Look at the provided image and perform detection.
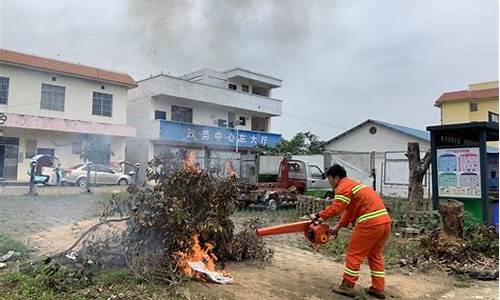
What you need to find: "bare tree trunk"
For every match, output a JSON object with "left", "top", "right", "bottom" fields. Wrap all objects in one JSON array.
[
  {"left": 439, "top": 200, "right": 464, "bottom": 238},
  {"left": 407, "top": 142, "right": 432, "bottom": 213}
]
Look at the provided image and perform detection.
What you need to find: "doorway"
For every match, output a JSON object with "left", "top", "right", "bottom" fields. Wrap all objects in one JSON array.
[{"left": 0, "top": 137, "right": 19, "bottom": 180}]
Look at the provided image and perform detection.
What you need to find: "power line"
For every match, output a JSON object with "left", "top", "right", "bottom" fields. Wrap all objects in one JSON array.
[{"left": 280, "top": 111, "right": 424, "bottom": 147}]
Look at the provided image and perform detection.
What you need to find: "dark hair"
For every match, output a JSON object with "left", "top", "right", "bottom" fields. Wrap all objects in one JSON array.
[{"left": 325, "top": 164, "right": 347, "bottom": 179}]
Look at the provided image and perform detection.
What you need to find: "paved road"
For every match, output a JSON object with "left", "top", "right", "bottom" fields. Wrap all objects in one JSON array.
[{"left": 0, "top": 187, "right": 125, "bottom": 238}]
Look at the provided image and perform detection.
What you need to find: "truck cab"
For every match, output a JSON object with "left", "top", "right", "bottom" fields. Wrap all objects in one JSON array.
[{"left": 283, "top": 159, "right": 331, "bottom": 197}]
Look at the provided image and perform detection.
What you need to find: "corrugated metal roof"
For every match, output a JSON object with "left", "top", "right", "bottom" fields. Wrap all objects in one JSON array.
[
  {"left": 372, "top": 120, "right": 430, "bottom": 141},
  {"left": 325, "top": 119, "right": 430, "bottom": 145},
  {"left": 325, "top": 119, "right": 499, "bottom": 154}
]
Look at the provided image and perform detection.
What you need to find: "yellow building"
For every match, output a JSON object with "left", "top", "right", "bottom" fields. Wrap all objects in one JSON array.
[{"left": 435, "top": 81, "right": 499, "bottom": 147}]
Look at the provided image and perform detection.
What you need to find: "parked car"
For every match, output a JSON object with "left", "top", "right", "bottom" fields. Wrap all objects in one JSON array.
[{"left": 64, "top": 164, "right": 132, "bottom": 186}]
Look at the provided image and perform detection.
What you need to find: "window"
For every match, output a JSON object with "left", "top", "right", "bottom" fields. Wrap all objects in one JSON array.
[
  {"left": 97, "top": 165, "right": 115, "bottom": 174},
  {"left": 239, "top": 116, "right": 246, "bottom": 126},
  {"left": 287, "top": 161, "right": 306, "bottom": 180},
  {"left": 228, "top": 83, "right": 237, "bottom": 90},
  {"left": 154, "top": 110, "right": 167, "bottom": 120},
  {"left": 41, "top": 83, "right": 65, "bottom": 111},
  {"left": 92, "top": 92, "right": 113, "bottom": 117},
  {"left": 171, "top": 105, "right": 193, "bottom": 123},
  {"left": 37, "top": 148, "right": 55, "bottom": 156},
  {"left": 0, "top": 77, "right": 9, "bottom": 104},
  {"left": 310, "top": 165, "right": 324, "bottom": 179},
  {"left": 242, "top": 84, "right": 249, "bottom": 92},
  {"left": 369, "top": 126, "right": 377, "bottom": 135},
  {"left": 217, "top": 119, "right": 227, "bottom": 127},
  {"left": 470, "top": 102, "right": 478, "bottom": 112},
  {"left": 25, "top": 139, "right": 37, "bottom": 158}
]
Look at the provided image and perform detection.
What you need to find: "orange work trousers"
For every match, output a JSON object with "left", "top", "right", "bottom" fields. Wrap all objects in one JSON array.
[{"left": 343, "top": 222, "right": 391, "bottom": 292}]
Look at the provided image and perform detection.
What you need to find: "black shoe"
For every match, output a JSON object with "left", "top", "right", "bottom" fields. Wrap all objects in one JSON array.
[{"left": 366, "top": 286, "right": 386, "bottom": 299}]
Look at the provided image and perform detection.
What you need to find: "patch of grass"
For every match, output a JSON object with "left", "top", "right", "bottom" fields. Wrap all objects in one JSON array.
[
  {"left": 318, "top": 231, "right": 350, "bottom": 259},
  {"left": 299, "top": 229, "right": 422, "bottom": 269},
  {"left": 453, "top": 275, "right": 473, "bottom": 288},
  {"left": 383, "top": 237, "right": 421, "bottom": 266},
  {"left": 0, "top": 268, "right": 211, "bottom": 300},
  {"left": 0, "top": 234, "right": 30, "bottom": 260}
]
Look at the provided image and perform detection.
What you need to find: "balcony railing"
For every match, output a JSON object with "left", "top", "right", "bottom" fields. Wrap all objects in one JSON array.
[
  {"left": 488, "top": 111, "right": 499, "bottom": 124},
  {"left": 154, "top": 120, "right": 282, "bottom": 149}
]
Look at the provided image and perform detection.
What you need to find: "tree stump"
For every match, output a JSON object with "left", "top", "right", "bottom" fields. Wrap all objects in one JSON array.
[{"left": 439, "top": 200, "right": 464, "bottom": 238}]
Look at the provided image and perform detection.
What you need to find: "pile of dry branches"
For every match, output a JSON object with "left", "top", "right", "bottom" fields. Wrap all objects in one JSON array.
[{"left": 89, "top": 151, "right": 272, "bottom": 283}]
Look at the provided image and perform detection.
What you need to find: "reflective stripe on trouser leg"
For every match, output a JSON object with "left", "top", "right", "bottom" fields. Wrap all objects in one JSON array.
[
  {"left": 370, "top": 270, "right": 385, "bottom": 292},
  {"left": 370, "top": 270, "right": 385, "bottom": 277},
  {"left": 344, "top": 225, "right": 373, "bottom": 286},
  {"left": 367, "top": 223, "right": 391, "bottom": 291},
  {"left": 344, "top": 267, "right": 360, "bottom": 277},
  {"left": 343, "top": 266, "right": 360, "bottom": 285}
]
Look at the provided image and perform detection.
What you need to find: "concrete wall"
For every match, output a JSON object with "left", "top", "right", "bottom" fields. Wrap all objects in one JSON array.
[
  {"left": 469, "top": 81, "right": 499, "bottom": 90},
  {"left": 441, "top": 98, "right": 499, "bottom": 124},
  {"left": 324, "top": 121, "right": 431, "bottom": 153},
  {"left": 323, "top": 122, "right": 432, "bottom": 198},
  {"left": 2, "top": 128, "right": 127, "bottom": 181},
  {"left": 151, "top": 96, "right": 257, "bottom": 131},
  {"left": 135, "top": 75, "right": 282, "bottom": 116},
  {"left": 182, "top": 69, "right": 228, "bottom": 88},
  {"left": 127, "top": 82, "right": 274, "bottom": 144},
  {"left": 0, "top": 64, "right": 129, "bottom": 124},
  {"left": 182, "top": 68, "right": 280, "bottom": 97}
]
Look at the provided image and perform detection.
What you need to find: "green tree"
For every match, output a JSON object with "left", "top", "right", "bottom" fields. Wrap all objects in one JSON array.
[{"left": 258, "top": 131, "right": 325, "bottom": 155}]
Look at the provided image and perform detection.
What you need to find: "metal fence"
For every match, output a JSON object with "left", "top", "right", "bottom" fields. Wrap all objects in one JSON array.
[{"left": 324, "top": 150, "right": 432, "bottom": 199}]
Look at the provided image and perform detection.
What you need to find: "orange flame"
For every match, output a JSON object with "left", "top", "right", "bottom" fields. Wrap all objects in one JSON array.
[
  {"left": 225, "top": 160, "right": 237, "bottom": 178},
  {"left": 174, "top": 234, "right": 231, "bottom": 282},
  {"left": 183, "top": 151, "right": 198, "bottom": 171}
]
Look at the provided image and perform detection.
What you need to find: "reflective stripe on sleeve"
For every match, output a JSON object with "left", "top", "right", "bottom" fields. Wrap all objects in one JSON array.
[
  {"left": 334, "top": 195, "right": 351, "bottom": 204},
  {"left": 352, "top": 184, "right": 367, "bottom": 194}
]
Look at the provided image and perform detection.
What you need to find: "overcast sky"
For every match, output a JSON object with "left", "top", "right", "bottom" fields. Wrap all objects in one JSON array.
[{"left": 1, "top": 0, "right": 498, "bottom": 139}]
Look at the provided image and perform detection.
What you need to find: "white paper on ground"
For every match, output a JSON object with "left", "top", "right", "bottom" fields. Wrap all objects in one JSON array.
[
  {"left": 0, "top": 251, "right": 15, "bottom": 262},
  {"left": 187, "top": 261, "right": 233, "bottom": 284}
]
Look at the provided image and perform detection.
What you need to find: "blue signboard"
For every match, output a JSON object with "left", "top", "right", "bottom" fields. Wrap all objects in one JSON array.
[{"left": 158, "top": 120, "right": 282, "bottom": 148}]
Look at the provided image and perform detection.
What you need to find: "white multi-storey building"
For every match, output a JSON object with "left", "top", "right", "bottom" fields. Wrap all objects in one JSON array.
[
  {"left": 126, "top": 68, "right": 283, "bottom": 179},
  {"left": 0, "top": 49, "right": 136, "bottom": 181}
]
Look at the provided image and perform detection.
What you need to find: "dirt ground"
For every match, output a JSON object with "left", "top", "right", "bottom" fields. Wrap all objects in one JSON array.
[{"left": 26, "top": 219, "right": 499, "bottom": 300}]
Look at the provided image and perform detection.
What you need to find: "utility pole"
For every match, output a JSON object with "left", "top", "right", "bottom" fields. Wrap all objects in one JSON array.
[
  {"left": 134, "top": 163, "right": 140, "bottom": 185},
  {"left": 26, "top": 160, "right": 38, "bottom": 196},
  {"left": 85, "top": 161, "right": 93, "bottom": 193}
]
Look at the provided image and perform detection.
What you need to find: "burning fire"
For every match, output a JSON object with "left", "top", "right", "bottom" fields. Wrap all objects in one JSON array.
[
  {"left": 175, "top": 234, "right": 231, "bottom": 283},
  {"left": 183, "top": 151, "right": 198, "bottom": 171},
  {"left": 225, "top": 160, "right": 237, "bottom": 178}
]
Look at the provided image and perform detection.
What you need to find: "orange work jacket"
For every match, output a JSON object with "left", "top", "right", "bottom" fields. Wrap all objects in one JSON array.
[{"left": 319, "top": 177, "right": 391, "bottom": 227}]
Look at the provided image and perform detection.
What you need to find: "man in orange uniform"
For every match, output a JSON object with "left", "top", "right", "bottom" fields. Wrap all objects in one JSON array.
[{"left": 311, "top": 164, "right": 391, "bottom": 299}]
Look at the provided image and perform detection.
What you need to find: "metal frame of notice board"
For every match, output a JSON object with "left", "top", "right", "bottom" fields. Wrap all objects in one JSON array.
[{"left": 427, "top": 121, "right": 499, "bottom": 224}]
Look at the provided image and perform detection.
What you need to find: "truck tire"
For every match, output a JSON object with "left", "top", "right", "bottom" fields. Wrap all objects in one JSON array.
[{"left": 266, "top": 195, "right": 280, "bottom": 211}]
